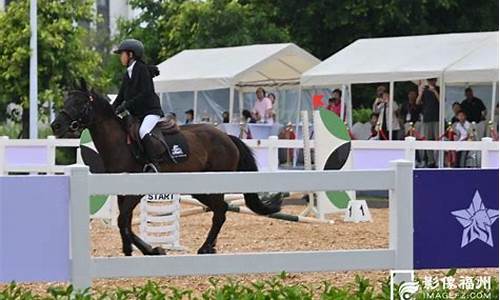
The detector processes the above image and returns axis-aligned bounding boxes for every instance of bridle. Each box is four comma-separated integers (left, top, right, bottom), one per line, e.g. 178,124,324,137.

61,90,95,132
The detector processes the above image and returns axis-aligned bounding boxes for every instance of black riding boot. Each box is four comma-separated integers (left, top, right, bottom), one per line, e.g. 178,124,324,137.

141,133,163,172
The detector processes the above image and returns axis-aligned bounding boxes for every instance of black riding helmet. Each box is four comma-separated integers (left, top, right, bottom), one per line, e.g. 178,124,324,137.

114,39,144,59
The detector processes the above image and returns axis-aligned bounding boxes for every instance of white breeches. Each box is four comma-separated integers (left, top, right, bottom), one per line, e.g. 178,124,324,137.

139,115,161,139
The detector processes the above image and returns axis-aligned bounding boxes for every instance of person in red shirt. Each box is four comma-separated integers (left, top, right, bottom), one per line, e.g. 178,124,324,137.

326,89,343,118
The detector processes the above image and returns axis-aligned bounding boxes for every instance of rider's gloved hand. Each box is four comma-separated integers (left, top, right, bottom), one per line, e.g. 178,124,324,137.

115,102,127,115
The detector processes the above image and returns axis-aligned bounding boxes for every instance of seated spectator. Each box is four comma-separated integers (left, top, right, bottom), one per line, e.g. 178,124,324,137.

400,90,422,134
253,87,273,124
268,93,277,123
222,111,229,123
373,91,401,140
327,89,343,118
242,109,256,123
185,109,194,124
460,87,487,123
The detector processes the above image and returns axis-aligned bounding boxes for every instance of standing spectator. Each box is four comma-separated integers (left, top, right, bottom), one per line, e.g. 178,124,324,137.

252,87,273,124
268,93,277,123
400,90,422,135
416,78,440,167
222,111,229,123
450,102,461,124
327,89,343,118
185,109,194,124
373,91,400,140
453,110,471,167
460,87,487,123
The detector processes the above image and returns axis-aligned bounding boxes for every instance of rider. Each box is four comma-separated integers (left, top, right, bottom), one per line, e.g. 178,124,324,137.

112,39,164,172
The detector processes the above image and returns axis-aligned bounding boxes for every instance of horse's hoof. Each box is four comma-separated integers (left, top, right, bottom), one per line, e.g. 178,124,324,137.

197,247,216,254
151,246,166,255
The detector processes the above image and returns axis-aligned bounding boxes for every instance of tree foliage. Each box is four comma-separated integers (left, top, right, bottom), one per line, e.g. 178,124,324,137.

0,0,109,112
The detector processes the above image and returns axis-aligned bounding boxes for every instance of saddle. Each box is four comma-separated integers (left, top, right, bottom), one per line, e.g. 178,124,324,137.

123,114,189,164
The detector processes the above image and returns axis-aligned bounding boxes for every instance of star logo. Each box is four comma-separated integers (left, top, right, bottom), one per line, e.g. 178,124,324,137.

451,190,498,248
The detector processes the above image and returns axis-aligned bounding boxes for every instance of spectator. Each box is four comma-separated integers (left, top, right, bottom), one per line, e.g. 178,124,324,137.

368,113,380,140
327,89,343,118
373,90,401,140
453,110,471,167
416,78,440,167
185,109,194,124
268,93,277,123
242,109,256,123
222,111,229,123
400,90,422,134
450,102,461,124
460,87,487,123
253,87,273,124
372,85,386,109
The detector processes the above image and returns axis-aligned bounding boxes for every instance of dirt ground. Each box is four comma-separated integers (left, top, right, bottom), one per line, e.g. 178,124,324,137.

5,203,498,295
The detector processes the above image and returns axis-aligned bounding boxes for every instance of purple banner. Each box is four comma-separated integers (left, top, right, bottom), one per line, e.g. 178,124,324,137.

0,176,70,282
352,149,406,169
413,169,499,269
5,146,48,166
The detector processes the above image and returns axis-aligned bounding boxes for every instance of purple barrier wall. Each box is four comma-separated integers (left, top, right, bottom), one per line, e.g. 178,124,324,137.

5,146,48,166
414,169,499,269
0,176,70,282
352,149,406,169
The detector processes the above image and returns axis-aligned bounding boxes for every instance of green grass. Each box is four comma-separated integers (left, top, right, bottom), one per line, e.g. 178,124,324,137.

0,271,497,300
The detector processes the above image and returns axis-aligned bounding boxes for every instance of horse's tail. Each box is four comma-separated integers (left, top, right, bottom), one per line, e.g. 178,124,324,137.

228,135,282,215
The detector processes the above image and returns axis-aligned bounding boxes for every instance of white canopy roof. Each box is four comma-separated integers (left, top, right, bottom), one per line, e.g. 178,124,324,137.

301,32,499,86
154,43,320,92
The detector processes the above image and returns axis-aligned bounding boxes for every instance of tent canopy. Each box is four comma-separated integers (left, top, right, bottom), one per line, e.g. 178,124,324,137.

154,43,320,92
301,32,499,86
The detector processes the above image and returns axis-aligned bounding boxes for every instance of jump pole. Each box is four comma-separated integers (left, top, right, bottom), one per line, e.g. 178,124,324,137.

181,205,333,224
299,110,318,217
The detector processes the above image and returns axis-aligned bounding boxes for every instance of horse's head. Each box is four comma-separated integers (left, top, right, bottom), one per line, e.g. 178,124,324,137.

51,79,98,138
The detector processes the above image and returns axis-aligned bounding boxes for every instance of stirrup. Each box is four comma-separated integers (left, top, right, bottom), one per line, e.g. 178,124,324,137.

143,163,159,173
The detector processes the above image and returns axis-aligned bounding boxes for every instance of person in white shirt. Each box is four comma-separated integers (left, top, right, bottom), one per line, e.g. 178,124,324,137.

453,110,471,167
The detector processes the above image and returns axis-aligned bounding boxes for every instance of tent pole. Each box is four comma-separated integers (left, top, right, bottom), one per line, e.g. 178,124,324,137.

193,90,198,123
294,85,303,167
229,86,235,123
348,84,353,128
29,0,38,139
438,76,446,168
491,82,497,123
239,90,244,122
388,81,394,140
340,85,346,123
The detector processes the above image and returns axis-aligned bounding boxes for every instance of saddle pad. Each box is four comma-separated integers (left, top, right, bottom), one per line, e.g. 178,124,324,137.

163,132,189,163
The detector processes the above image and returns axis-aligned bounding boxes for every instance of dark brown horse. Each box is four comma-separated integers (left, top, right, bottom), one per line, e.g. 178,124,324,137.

51,81,282,256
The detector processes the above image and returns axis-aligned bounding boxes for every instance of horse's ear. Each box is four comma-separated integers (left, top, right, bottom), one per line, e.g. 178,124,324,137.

79,78,88,92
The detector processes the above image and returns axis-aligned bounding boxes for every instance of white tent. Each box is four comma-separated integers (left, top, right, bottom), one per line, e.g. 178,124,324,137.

154,43,320,123
155,43,320,92
300,31,499,139
301,32,498,86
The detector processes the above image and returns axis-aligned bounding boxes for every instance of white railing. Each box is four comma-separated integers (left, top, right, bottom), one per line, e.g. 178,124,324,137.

0,136,80,174
65,160,413,288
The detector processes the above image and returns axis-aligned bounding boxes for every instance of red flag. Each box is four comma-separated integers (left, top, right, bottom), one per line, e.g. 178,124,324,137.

312,94,325,109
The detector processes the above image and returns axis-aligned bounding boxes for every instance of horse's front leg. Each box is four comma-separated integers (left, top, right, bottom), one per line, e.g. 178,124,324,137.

117,195,166,256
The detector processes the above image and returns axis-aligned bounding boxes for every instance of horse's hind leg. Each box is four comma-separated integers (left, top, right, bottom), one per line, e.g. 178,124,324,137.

117,195,165,256
193,194,228,254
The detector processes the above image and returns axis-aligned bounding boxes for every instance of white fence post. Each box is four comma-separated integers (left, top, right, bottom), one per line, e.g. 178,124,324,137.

481,137,493,168
390,160,413,282
47,135,56,174
404,136,416,168
66,165,91,289
267,136,279,172
0,136,8,175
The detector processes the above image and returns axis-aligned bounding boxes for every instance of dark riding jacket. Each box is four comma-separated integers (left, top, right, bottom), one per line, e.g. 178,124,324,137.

112,60,164,120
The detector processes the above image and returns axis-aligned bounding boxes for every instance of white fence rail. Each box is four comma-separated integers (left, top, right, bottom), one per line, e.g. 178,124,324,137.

66,160,413,288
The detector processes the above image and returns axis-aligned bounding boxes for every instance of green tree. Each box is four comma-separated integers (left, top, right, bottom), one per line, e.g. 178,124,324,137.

0,0,110,137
